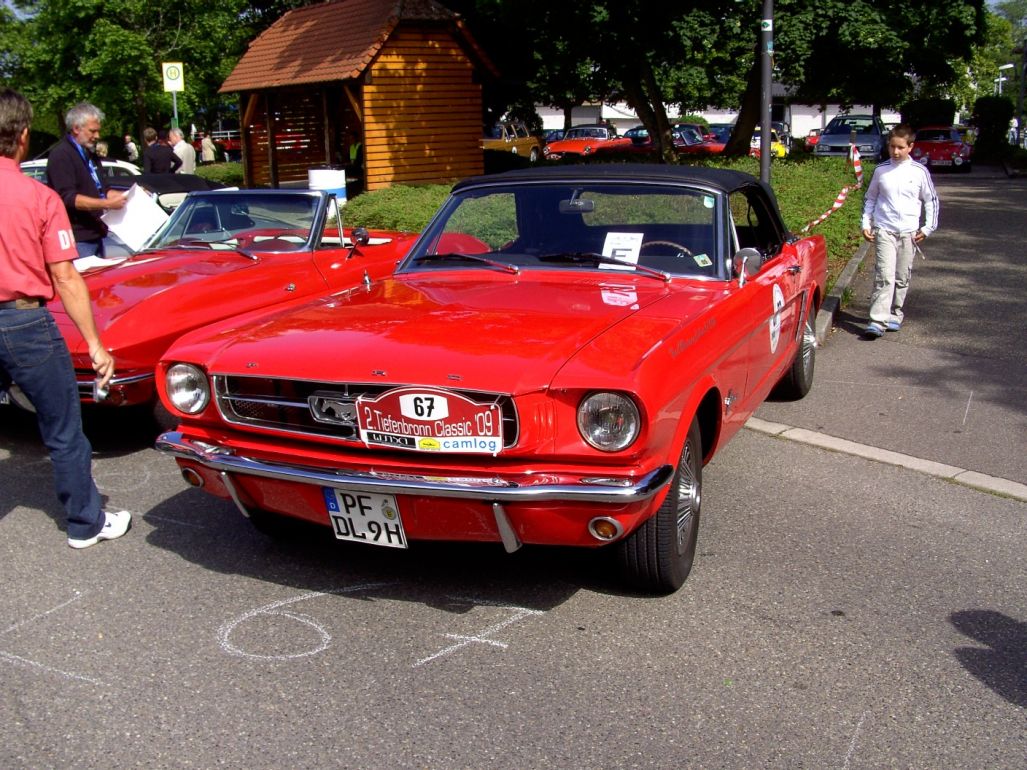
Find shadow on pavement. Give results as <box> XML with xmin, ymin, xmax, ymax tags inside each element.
<box><xmin>950</xmin><ymin>609</ymin><xmax>1027</xmax><ymax>708</ymax></box>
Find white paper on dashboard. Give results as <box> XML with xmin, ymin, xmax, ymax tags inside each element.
<box><xmin>600</xmin><ymin>231</ymin><xmax>643</xmax><ymax>269</ymax></box>
<box><xmin>73</xmin><ymin>255</ymin><xmax>127</xmax><ymax>273</ymax></box>
<box><xmin>101</xmin><ymin>184</ymin><xmax>169</xmax><ymax>252</ymax></box>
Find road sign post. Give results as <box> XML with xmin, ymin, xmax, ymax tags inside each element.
<box><xmin>162</xmin><ymin>62</ymin><xmax>184</xmax><ymax>130</ymax></box>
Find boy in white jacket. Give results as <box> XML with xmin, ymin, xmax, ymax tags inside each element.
<box><xmin>860</xmin><ymin>123</ymin><xmax>939</xmax><ymax>337</ymax></box>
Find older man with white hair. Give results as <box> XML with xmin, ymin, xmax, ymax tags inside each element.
<box><xmin>169</xmin><ymin>127</ymin><xmax>196</xmax><ymax>174</ymax></box>
<box><xmin>45</xmin><ymin>102</ymin><xmax>126</xmax><ymax>257</ymax></box>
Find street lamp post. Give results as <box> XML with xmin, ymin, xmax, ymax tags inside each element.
<box><xmin>998</xmin><ymin>63</ymin><xmax>1014</xmax><ymax>96</ymax></box>
<box><xmin>760</xmin><ymin>0</ymin><xmax>773</xmax><ymax>184</ymax></box>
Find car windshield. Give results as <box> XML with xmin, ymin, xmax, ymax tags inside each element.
<box><xmin>916</xmin><ymin>129</ymin><xmax>957</xmax><ymax>142</ymax></box>
<box><xmin>147</xmin><ymin>192</ymin><xmax>322</xmax><ymax>251</ymax></box>
<box><xmin>485</xmin><ymin>124</ymin><xmax>506</xmax><ymax>139</ymax></box>
<box><xmin>823</xmin><ymin>118</ymin><xmax>880</xmax><ymax>136</ymax></box>
<box><xmin>403</xmin><ymin>181</ymin><xmax>723</xmax><ymax>279</ymax></box>
<box><xmin>564</xmin><ymin>127</ymin><xmax>608</xmax><ymax>140</ymax></box>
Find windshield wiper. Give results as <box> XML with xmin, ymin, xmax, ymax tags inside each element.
<box><xmin>538</xmin><ymin>252</ymin><xmax>671</xmax><ymax>283</ymax></box>
<box><xmin>415</xmin><ymin>252</ymin><xmax>519</xmax><ymax>274</ymax></box>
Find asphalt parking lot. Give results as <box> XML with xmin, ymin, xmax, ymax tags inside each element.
<box><xmin>1</xmin><ymin>167</ymin><xmax>1024</xmax><ymax>769</ymax></box>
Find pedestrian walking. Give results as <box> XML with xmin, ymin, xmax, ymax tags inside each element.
<box><xmin>860</xmin><ymin>123</ymin><xmax>939</xmax><ymax>337</ymax></box>
<box><xmin>169</xmin><ymin>127</ymin><xmax>196</xmax><ymax>174</ymax></box>
<box><xmin>45</xmin><ymin>102</ymin><xmax>127</xmax><ymax>258</ymax></box>
<box><xmin>124</xmin><ymin>133</ymin><xmax>139</xmax><ymax>163</ymax></box>
<box><xmin>0</xmin><ymin>88</ymin><xmax>130</xmax><ymax>548</ymax></box>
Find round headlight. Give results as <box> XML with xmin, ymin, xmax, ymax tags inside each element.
<box><xmin>166</xmin><ymin>363</ymin><xmax>210</xmax><ymax>414</ymax></box>
<box><xmin>577</xmin><ymin>392</ymin><xmax>640</xmax><ymax>452</ymax></box>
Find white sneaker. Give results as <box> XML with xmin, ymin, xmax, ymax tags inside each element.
<box><xmin>68</xmin><ymin>510</ymin><xmax>132</xmax><ymax>549</ymax></box>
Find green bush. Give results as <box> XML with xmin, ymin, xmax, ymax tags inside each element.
<box><xmin>343</xmin><ymin>183</ymin><xmax>450</xmax><ymax>232</ymax></box>
<box><xmin>194</xmin><ymin>161</ymin><xmax>245</xmax><ymax>187</ymax></box>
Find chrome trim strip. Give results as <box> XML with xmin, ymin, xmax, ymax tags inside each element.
<box><xmin>76</xmin><ymin>372</ymin><xmax>154</xmax><ymax>389</ymax></box>
<box><xmin>219</xmin><ymin>471</ymin><xmax>253</xmax><ymax>519</ymax></box>
<box><xmin>156</xmin><ymin>431</ymin><xmax>674</xmax><ymax>504</ymax></box>
<box><xmin>492</xmin><ymin>502</ymin><xmax>522</xmax><ymax>553</ymax></box>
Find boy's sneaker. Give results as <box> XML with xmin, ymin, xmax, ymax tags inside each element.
<box><xmin>864</xmin><ymin>322</ymin><xmax>885</xmax><ymax>338</ymax></box>
<box><xmin>68</xmin><ymin>510</ymin><xmax>132</xmax><ymax>549</ymax></box>
<box><xmin>886</xmin><ymin>320</ymin><xmax>902</xmax><ymax>332</ymax></box>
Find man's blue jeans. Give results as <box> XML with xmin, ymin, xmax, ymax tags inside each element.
<box><xmin>0</xmin><ymin>307</ymin><xmax>104</xmax><ymax>540</ymax></box>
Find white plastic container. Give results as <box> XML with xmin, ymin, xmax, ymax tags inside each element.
<box><xmin>308</xmin><ymin>167</ymin><xmax>347</xmax><ymax>205</ymax></box>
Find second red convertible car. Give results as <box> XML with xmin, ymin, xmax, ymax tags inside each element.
<box><xmin>156</xmin><ymin>165</ymin><xmax>827</xmax><ymax>594</ymax></box>
<box><xmin>543</xmin><ymin>125</ymin><xmax>631</xmax><ymax>159</ymax></box>
<box><xmin>44</xmin><ymin>189</ymin><xmax>415</xmax><ymax>424</ymax></box>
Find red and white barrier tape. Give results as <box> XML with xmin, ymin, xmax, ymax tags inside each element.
<box><xmin>800</xmin><ymin>145</ymin><xmax>864</xmax><ymax>232</ymax></box>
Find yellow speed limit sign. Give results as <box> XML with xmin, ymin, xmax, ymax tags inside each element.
<box><xmin>162</xmin><ymin>62</ymin><xmax>184</xmax><ymax>92</ymax></box>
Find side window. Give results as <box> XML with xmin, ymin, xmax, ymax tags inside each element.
<box><xmin>729</xmin><ymin>190</ymin><xmax>783</xmax><ymax>261</ymax></box>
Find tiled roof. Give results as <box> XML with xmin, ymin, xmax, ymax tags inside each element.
<box><xmin>221</xmin><ymin>0</ymin><xmax>460</xmax><ymax>93</ymax></box>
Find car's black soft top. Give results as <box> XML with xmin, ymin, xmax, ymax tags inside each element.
<box><xmin>453</xmin><ymin>163</ymin><xmax>766</xmax><ymax>197</ymax></box>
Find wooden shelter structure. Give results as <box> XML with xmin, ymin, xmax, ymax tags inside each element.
<box><xmin>220</xmin><ymin>0</ymin><xmax>496</xmax><ymax>192</ymax></box>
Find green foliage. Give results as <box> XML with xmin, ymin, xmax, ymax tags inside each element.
<box><xmin>971</xmin><ymin>95</ymin><xmax>1016</xmax><ymax>160</ymax></box>
<box><xmin>343</xmin><ymin>184</ymin><xmax>451</xmax><ymax>232</ymax></box>
<box><xmin>193</xmin><ymin>162</ymin><xmax>244</xmax><ymax>187</ymax></box>
<box><xmin>901</xmin><ymin>99</ymin><xmax>958</xmax><ymax>127</ymax></box>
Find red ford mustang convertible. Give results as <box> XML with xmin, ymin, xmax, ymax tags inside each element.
<box><xmin>156</xmin><ymin>165</ymin><xmax>827</xmax><ymax>593</ymax></box>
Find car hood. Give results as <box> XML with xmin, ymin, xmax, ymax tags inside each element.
<box><xmin>48</xmin><ymin>247</ymin><xmax>281</xmax><ymax>354</ymax></box>
<box><xmin>181</xmin><ymin>272</ymin><xmax>715</xmax><ymax>395</ymax></box>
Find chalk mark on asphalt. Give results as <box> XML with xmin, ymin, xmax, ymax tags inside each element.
<box><xmin>962</xmin><ymin>390</ymin><xmax>973</xmax><ymax>426</ymax></box>
<box><xmin>842</xmin><ymin>710</ymin><xmax>869</xmax><ymax>770</ymax></box>
<box><xmin>0</xmin><ymin>591</ymin><xmax>104</xmax><ymax>686</ymax></box>
<box><xmin>414</xmin><ymin>599</ymin><xmax>544</xmax><ymax>668</ymax></box>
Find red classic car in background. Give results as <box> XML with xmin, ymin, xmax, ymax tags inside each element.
<box><xmin>543</xmin><ymin>124</ymin><xmax>631</xmax><ymax>159</ymax></box>
<box><xmin>43</xmin><ymin>190</ymin><xmax>415</xmax><ymax>426</ymax></box>
<box><xmin>156</xmin><ymin>165</ymin><xmax>827</xmax><ymax>594</ymax></box>
<box><xmin>912</xmin><ymin>125</ymin><xmax>973</xmax><ymax>172</ymax></box>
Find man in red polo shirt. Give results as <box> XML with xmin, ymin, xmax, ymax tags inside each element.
<box><xmin>0</xmin><ymin>89</ymin><xmax>130</xmax><ymax>548</ymax></box>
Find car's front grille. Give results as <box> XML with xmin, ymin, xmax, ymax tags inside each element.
<box><xmin>213</xmin><ymin>375</ymin><xmax>519</xmax><ymax>448</ymax></box>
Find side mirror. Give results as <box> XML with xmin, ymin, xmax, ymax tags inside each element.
<box><xmin>345</xmin><ymin>226</ymin><xmax>370</xmax><ymax>259</ymax></box>
<box><xmin>732</xmin><ymin>247</ymin><xmax>763</xmax><ymax>287</ymax></box>
<box><xmin>350</xmin><ymin>226</ymin><xmax>370</xmax><ymax>247</ymax></box>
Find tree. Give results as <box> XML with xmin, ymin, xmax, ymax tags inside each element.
<box><xmin>4</xmin><ymin>0</ymin><xmax>263</xmax><ymax>141</ymax></box>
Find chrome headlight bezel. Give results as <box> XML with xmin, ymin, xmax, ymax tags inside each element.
<box><xmin>166</xmin><ymin>363</ymin><xmax>210</xmax><ymax>414</ymax></box>
<box><xmin>577</xmin><ymin>391</ymin><xmax>641</xmax><ymax>452</ymax></box>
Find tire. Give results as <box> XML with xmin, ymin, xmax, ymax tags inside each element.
<box><xmin>617</xmin><ymin>417</ymin><xmax>702</xmax><ymax>594</ymax></box>
<box><xmin>773</xmin><ymin>308</ymin><xmax>816</xmax><ymax>400</ymax></box>
<box><xmin>529</xmin><ymin>147</ymin><xmax>540</xmax><ymax>163</ymax></box>
<box><xmin>152</xmin><ymin>400</ymin><xmax>179</xmax><ymax>433</ymax></box>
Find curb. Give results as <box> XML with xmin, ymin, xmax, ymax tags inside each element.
<box><xmin>813</xmin><ymin>240</ymin><xmax>870</xmax><ymax>345</ymax></box>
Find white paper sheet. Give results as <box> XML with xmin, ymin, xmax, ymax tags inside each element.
<box><xmin>100</xmin><ymin>184</ymin><xmax>170</xmax><ymax>252</ymax></box>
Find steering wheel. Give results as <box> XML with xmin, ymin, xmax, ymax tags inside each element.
<box><xmin>640</xmin><ymin>240</ymin><xmax>692</xmax><ymax>257</ymax></box>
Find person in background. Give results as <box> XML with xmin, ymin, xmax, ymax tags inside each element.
<box><xmin>200</xmin><ymin>131</ymin><xmax>216</xmax><ymax>165</ymax></box>
<box><xmin>45</xmin><ymin>102</ymin><xmax>126</xmax><ymax>258</ymax></box>
<box><xmin>860</xmin><ymin>123</ymin><xmax>939</xmax><ymax>338</ymax></box>
<box><xmin>142</xmin><ymin>127</ymin><xmax>181</xmax><ymax>174</ymax></box>
<box><xmin>169</xmin><ymin>127</ymin><xmax>195</xmax><ymax>174</ymax></box>
<box><xmin>124</xmin><ymin>133</ymin><xmax>139</xmax><ymax>163</ymax></box>
<box><xmin>94</xmin><ymin>140</ymin><xmax>108</xmax><ymax>158</ymax></box>
<box><xmin>0</xmin><ymin>88</ymin><xmax>131</xmax><ymax>549</ymax></box>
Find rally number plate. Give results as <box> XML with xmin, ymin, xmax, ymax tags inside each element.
<box><xmin>322</xmin><ymin>488</ymin><xmax>407</xmax><ymax>549</ymax></box>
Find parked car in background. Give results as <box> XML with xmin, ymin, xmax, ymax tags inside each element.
<box><xmin>707</xmin><ymin>123</ymin><xmax>734</xmax><ymax>144</ymax></box>
<box><xmin>674</xmin><ymin>122</ymin><xmax>715</xmax><ymax>142</ymax></box>
<box><xmin>543</xmin><ymin>124</ymin><xmax>630</xmax><ymax>159</ymax></box>
<box><xmin>911</xmin><ymin>125</ymin><xmax>972</xmax><ymax>172</ymax></box>
<box><xmin>804</xmin><ymin>128</ymin><xmax>821</xmax><ymax>151</ymax></box>
<box><xmin>155</xmin><ymin>164</ymin><xmax>827</xmax><ymax>595</ymax></box>
<box><xmin>814</xmin><ymin>113</ymin><xmax>887</xmax><ymax>159</ymax></box>
<box><xmin>21</xmin><ymin>158</ymin><xmax>141</xmax><ymax>182</ymax></box>
<box><xmin>37</xmin><ymin>189</ymin><xmax>416</xmax><ymax>426</ymax></box>
<box><xmin>749</xmin><ymin>129</ymin><xmax>789</xmax><ymax>158</ymax></box>
<box><xmin>482</xmin><ymin>121</ymin><xmax>543</xmax><ymax>162</ymax></box>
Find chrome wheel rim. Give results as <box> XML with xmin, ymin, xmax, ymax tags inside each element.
<box><xmin>801</xmin><ymin>316</ymin><xmax>816</xmax><ymax>377</ymax></box>
<box><xmin>676</xmin><ymin>438</ymin><xmax>700</xmax><ymax>552</ymax></box>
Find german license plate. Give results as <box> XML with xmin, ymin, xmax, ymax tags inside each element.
<box><xmin>322</xmin><ymin>488</ymin><xmax>407</xmax><ymax>548</ymax></box>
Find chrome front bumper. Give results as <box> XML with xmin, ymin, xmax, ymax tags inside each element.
<box><xmin>155</xmin><ymin>431</ymin><xmax>674</xmax><ymax>504</ymax></box>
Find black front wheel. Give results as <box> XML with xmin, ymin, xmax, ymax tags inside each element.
<box><xmin>617</xmin><ymin>418</ymin><xmax>702</xmax><ymax>594</ymax></box>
